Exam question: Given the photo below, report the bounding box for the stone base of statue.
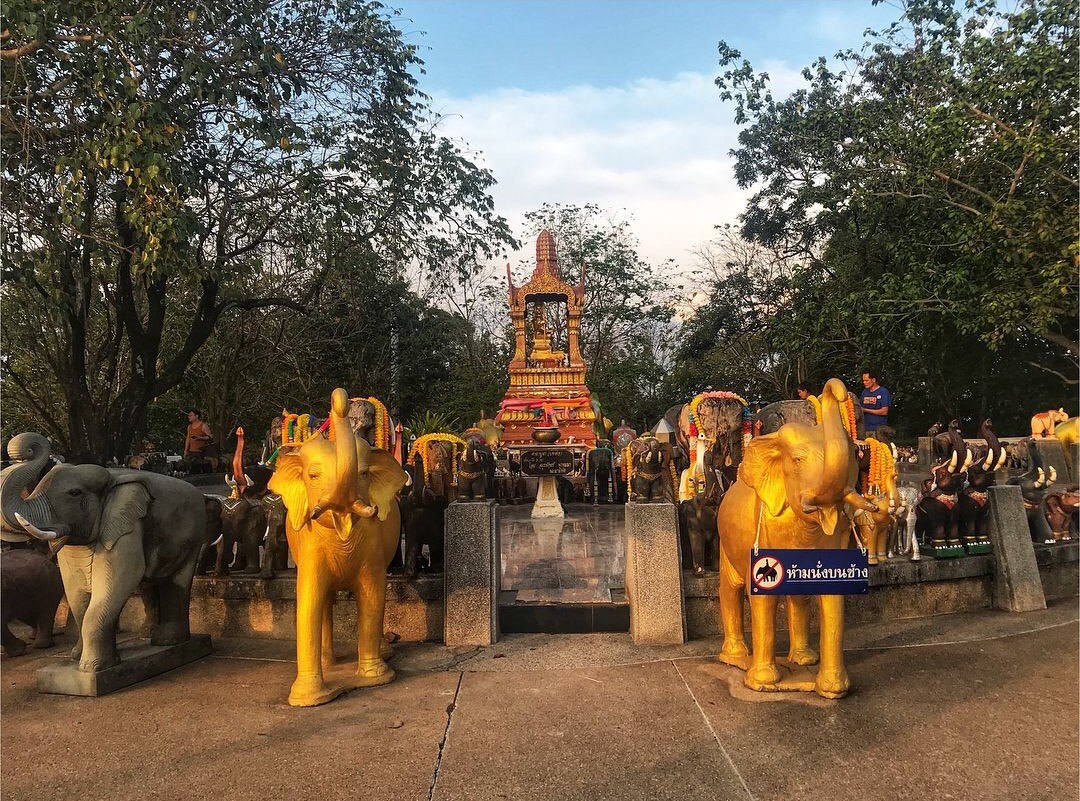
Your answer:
[290,653,396,707]
[924,542,965,558]
[715,652,822,694]
[531,476,564,519]
[964,539,993,555]
[36,635,212,697]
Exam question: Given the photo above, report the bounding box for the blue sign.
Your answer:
[749,549,869,595]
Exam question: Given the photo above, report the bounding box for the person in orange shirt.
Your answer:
[184,409,213,461]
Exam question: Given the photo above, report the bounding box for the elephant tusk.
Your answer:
[947,451,958,473]
[982,450,993,471]
[1035,468,1046,488]
[262,524,271,544]
[209,531,223,547]
[961,449,974,472]
[1049,466,1058,483]
[14,513,59,541]
[995,449,1007,471]
[890,442,898,460]
[351,501,377,519]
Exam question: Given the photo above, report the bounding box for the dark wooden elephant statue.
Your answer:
[678,437,734,575]
[629,436,674,504]
[916,428,972,555]
[1009,465,1056,544]
[957,420,1007,549]
[401,437,461,578]
[586,444,616,504]
[1,547,64,656]
[456,440,494,501]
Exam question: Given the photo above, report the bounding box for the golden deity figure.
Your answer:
[529,303,565,366]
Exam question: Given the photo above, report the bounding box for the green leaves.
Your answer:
[708,0,1078,432]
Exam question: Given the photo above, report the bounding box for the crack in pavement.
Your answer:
[672,660,757,801]
[427,671,464,801]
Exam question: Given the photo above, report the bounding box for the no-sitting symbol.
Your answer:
[751,555,784,592]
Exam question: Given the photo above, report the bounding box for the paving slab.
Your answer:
[2,647,458,801]
[431,661,747,801]
[676,623,1079,801]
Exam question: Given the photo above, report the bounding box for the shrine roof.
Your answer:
[508,229,585,307]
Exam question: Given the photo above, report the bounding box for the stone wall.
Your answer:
[118,573,443,643]
[683,542,1078,639]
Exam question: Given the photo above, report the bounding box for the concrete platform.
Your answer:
[2,602,1076,801]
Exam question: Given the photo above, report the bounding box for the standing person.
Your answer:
[184,408,213,461]
[860,370,892,434]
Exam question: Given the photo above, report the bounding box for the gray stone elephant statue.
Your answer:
[6,458,209,672]
[756,395,865,438]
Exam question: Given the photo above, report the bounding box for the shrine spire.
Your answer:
[535,229,560,278]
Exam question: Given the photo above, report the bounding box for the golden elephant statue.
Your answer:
[269,388,409,707]
[715,378,877,699]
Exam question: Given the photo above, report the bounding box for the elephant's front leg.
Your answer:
[745,593,781,690]
[815,593,850,698]
[785,595,818,665]
[352,567,394,687]
[717,552,749,664]
[81,536,145,671]
[56,545,93,662]
[289,564,338,706]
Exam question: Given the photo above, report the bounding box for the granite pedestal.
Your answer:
[624,502,685,645]
[444,501,499,646]
[988,484,1046,612]
[35,634,212,696]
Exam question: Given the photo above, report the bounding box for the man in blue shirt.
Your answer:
[860,370,892,433]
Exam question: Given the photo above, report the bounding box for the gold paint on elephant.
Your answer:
[715,378,877,699]
[268,388,409,707]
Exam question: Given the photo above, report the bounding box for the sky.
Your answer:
[390,1,901,270]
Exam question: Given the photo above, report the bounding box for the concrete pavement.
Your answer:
[2,600,1077,801]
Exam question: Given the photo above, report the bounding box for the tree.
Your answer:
[1,0,513,458]
[708,0,1077,433]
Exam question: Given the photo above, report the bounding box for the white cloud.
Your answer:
[431,66,808,271]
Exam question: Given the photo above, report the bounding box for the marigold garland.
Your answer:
[860,438,896,495]
[408,433,467,485]
[356,396,391,451]
[807,393,857,438]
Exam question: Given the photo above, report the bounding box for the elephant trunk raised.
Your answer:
[802,379,876,528]
[311,389,359,520]
[0,432,55,540]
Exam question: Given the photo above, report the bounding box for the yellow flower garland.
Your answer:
[355,396,391,451]
[808,393,857,438]
[408,433,467,485]
[861,438,895,495]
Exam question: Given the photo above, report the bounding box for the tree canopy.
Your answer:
[1,0,513,458]
[694,0,1078,433]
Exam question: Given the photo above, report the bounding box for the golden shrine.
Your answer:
[496,230,597,447]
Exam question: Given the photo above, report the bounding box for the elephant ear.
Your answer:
[738,434,787,517]
[356,439,408,522]
[268,453,308,532]
[99,478,152,551]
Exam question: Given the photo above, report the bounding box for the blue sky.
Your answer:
[388,1,903,268]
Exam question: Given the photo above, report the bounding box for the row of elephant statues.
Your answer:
[0,391,413,705]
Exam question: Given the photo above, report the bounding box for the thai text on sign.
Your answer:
[749,549,869,595]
